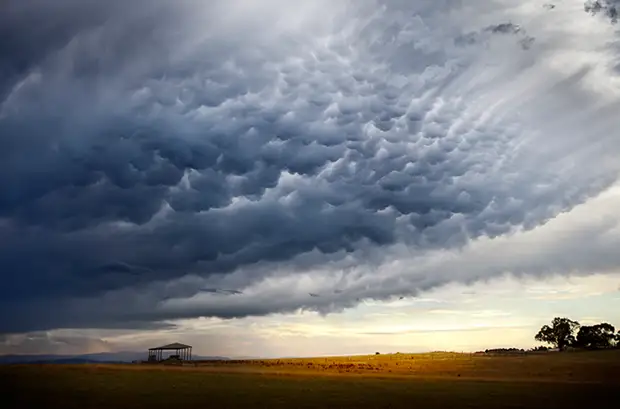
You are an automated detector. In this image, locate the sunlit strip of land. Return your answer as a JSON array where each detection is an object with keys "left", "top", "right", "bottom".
[{"left": 28, "top": 350, "right": 619, "bottom": 383}]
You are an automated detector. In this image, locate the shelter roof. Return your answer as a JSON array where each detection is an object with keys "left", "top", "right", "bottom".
[{"left": 149, "top": 342, "right": 192, "bottom": 350}]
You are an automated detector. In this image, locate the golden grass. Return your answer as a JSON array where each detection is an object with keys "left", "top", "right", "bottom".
[
  {"left": 3, "top": 350, "right": 619, "bottom": 409},
  {"left": 186, "top": 349, "right": 620, "bottom": 383}
]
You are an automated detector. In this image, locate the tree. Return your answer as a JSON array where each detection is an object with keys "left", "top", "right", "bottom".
[
  {"left": 535, "top": 317, "right": 580, "bottom": 351},
  {"left": 576, "top": 323, "right": 616, "bottom": 349}
]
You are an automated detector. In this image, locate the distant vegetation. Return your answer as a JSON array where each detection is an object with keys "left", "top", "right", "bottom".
[
  {"left": 483, "top": 348, "right": 527, "bottom": 354},
  {"left": 535, "top": 317, "right": 619, "bottom": 351},
  {"left": 481, "top": 346, "right": 550, "bottom": 355}
]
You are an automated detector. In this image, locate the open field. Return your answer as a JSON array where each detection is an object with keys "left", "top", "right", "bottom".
[
  {"left": 4, "top": 350, "right": 619, "bottom": 408},
  {"left": 190, "top": 349, "right": 620, "bottom": 383}
]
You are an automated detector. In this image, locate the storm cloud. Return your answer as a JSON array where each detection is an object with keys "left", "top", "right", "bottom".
[
  {"left": 456, "top": 21, "right": 536, "bottom": 49},
  {"left": 2, "top": 0, "right": 620, "bottom": 333},
  {"left": 585, "top": 0, "right": 620, "bottom": 23}
]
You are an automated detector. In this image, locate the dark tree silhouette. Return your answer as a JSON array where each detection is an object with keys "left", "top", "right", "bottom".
[
  {"left": 576, "top": 323, "right": 616, "bottom": 349},
  {"left": 535, "top": 317, "right": 580, "bottom": 351}
]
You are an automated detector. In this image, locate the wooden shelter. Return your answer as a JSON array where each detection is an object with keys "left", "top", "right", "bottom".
[{"left": 148, "top": 342, "right": 192, "bottom": 362}]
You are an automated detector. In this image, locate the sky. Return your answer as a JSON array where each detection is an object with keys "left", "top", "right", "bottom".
[{"left": 1, "top": 0, "right": 620, "bottom": 358}]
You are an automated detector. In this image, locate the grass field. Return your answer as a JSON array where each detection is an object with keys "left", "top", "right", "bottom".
[{"left": 4, "top": 350, "right": 619, "bottom": 408}]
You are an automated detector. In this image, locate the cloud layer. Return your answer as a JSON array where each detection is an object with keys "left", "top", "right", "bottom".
[{"left": 2, "top": 0, "right": 620, "bottom": 333}]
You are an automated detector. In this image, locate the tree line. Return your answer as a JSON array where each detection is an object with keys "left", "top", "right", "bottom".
[{"left": 535, "top": 317, "right": 620, "bottom": 351}]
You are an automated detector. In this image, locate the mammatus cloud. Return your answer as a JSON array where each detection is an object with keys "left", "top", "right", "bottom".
[{"left": 1, "top": 0, "right": 620, "bottom": 333}]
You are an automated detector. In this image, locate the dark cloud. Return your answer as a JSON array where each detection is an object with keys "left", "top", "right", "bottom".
[
  {"left": 585, "top": 0, "right": 620, "bottom": 23},
  {"left": 201, "top": 288, "right": 243, "bottom": 295},
  {"left": 1, "top": 0, "right": 619, "bottom": 333},
  {"left": 456, "top": 22, "right": 535, "bottom": 50},
  {"left": 485, "top": 23, "right": 523, "bottom": 35},
  {"left": 0, "top": 331, "right": 113, "bottom": 355}
]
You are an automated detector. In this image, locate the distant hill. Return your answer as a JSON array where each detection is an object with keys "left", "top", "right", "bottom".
[{"left": 0, "top": 351, "right": 230, "bottom": 364}]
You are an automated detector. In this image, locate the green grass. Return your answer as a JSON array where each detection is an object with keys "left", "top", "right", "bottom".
[{"left": 3, "top": 350, "right": 619, "bottom": 409}]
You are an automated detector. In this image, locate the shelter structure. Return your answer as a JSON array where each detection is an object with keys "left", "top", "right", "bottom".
[{"left": 147, "top": 342, "right": 192, "bottom": 362}]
